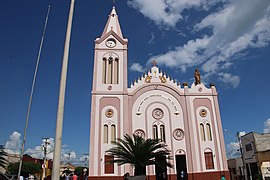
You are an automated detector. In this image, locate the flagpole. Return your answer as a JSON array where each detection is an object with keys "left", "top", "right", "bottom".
[
  {"left": 17, "top": 5, "right": 51, "bottom": 180},
  {"left": 52, "top": 0, "right": 75, "bottom": 179}
]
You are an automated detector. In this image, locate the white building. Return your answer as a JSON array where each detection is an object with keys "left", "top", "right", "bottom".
[{"left": 88, "top": 6, "right": 229, "bottom": 180}]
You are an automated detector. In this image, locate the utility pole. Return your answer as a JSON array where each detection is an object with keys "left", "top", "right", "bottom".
[
  {"left": 42, "top": 138, "right": 50, "bottom": 180},
  {"left": 52, "top": 0, "right": 75, "bottom": 179},
  {"left": 83, "top": 153, "right": 89, "bottom": 167}
]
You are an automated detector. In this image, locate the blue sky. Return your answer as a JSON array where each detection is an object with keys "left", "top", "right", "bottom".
[{"left": 1, "top": 0, "right": 270, "bottom": 164}]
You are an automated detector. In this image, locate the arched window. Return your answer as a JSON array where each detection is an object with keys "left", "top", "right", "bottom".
[
  {"left": 204, "top": 151, "right": 214, "bottom": 169},
  {"left": 200, "top": 123, "right": 206, "bottom": 141},
  {"left": 160, "top": 125, "right": 165, "bottom": 142},
  {"left": 111, "top": 125, "right": 116, "bottom": 142},
  {"left": 102, "top": 56, "right": 119, "bottom": 84},
  {"left": 108, "top": 57, "right": 113, "bottom": 84},
  {"left": 114, "top": 58, "right": 119, "bottom": 84},
  {"left": 102, "top": 58, "right": 107, "bottom": 84},
  {"left": 153, "top": 125, "right": 158, "bottom": 140},
  {"left": 104, "top": 125, "right": 108, "bottom": 143},
  {"left": 206, "top": 123, "right": 212, "bottom": 141}
]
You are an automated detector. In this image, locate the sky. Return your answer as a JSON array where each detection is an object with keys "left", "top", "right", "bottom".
[{"left": 0, "top": 0, "right": 270, "bottom": 165}]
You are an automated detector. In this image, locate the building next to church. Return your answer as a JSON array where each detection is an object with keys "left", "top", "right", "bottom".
[
  {"left": 89, "top": 6, "right": 229, "bottom": 180},
  {"left": 240, "top": 132, "right": 270, "bottom": 180}
]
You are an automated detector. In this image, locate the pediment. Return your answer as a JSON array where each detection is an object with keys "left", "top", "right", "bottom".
[{"left": 95, "top": 30, "right": 128, "bottom": 45}]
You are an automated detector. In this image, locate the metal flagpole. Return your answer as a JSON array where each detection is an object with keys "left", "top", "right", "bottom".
[
  {"left": 17, "top": 5, "right": 51, "bottom": 180},
  {"left": 52, "top": 0, "right": 75, "bottom": 179}
]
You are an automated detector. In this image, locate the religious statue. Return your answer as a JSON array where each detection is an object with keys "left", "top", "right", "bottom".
[
  {"left": 145, "top": 75, "right": 152, "bottom": 83},
  {"left": 194, "top": 68, "right": 201, "bottom": 85},
  {"left": 159, "top": 76, "right": 167, "bottom": 83}
]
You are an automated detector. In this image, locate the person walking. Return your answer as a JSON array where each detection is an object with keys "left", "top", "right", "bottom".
[
  {"left": 72, "top": 173, "right": 78, "bottom": 180},
  {"left": 221, "top": 175, "right": 226, "bottom": 180}
]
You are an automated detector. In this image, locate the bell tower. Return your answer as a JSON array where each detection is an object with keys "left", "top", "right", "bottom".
[
  {"left": 89, "top": 6, "right": 128, "bottom": 178},
  {"left": 92, "top": 6, "right": 128, "bottom": 93}
]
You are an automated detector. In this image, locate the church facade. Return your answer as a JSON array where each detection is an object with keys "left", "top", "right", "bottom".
[{"left": 89, "top": 7, "right": 229, "bottom": 180}]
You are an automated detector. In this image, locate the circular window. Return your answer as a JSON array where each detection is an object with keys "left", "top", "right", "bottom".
[
  {"left": 152, "top": 108, "right": 164, "bottom": 120},
  {"left": 199, "top": 109, "right": 207, "bottom": 117},
  {"left": 173, "top": 129, "right": 184, "bottom": 141},
  {"left": 105, "top": 109, "right": 114, "bottom": 118},
  {"left": 134, "top": 129, "right": 145, "bottom": 138}
]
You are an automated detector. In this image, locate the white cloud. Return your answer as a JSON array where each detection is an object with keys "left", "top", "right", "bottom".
[
  {"left": 148, "top": 32, "right": 155, "bottom": 45},
  {"left": 130, "top": 63, "right": 146, "bottom": 72},
  {"left": 3, "top": 131, "right": 86, "bottom": 165},
  {"left": 79, "top": 154, "right": 89, "bottom": 162},
  {"left": 218, "top": 73, "right": 240, "bottom": 89},
  {"left": 263, "top": 118, "right": 270, "bottom": 133},
  {"left": 4, "top": 131, "right": 21, "bottom": 154},
  {"left": 141, "top": 0, "right": 270, "bottom": 88},
  {"left": 127, "top": 0, "right": 181, "bottom": 27},
  {"left": 127, "top": 0, "right": 222, "bottom": 27},
  {"left": 226, "top": 142, "right": 241, "bottom": 159},
  {"left": 226, "top": 131, "right": 246, "bottom": 159},
  {"left": 150, "top": 36, "right": 210, "bottom": 72},
  {"left": 25, "top": 138, "right": 54, "bottom": 160}
]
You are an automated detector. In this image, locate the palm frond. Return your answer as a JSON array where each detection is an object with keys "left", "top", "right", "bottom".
[{"left": 106, "top": 134, "right": 173, "bottom": 175}]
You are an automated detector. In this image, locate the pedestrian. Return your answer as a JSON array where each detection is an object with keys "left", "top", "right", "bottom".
[
  {"left": 73, "top": 173, "right": 78, "bottom": 180},
  {"left": 221, "top": 175, "right": 226, "bottom": 180},
  {"left": 123, "top": 172, "right": 130, "bottom": 180},
  {"left": 180, "top": 171, "right": 185, "bottom": 180},
  {"left": 65, "top": 173, "right": 70, "bottom": 180}
]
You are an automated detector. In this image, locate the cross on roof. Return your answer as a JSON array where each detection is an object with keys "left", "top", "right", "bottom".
[{"left": 152, "top": 60, "right": 157, "bottom": 67}]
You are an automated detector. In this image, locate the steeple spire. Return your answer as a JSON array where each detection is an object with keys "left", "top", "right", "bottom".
[{"left": 102, "top": 6, "right": 123, "bottom": 38}]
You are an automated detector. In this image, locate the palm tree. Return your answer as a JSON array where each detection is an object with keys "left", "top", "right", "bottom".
[
  {"left": 106, "top": 134, "right": 173, "bottom": 176},
  {"left": 0, "top": 148, "right": 8, "bottom": 170}
]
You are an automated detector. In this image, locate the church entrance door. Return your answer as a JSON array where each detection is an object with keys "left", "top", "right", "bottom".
[
  {"left": 176, "top": 155, "right": 187, "bottom": 180},
  {"left": 155, "top": 156, "right": 167, "bottom": 180}
]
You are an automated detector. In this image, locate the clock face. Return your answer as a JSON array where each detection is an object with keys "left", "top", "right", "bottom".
[{"left": 106, "top": 39, "right": 116, "bottom": 48}]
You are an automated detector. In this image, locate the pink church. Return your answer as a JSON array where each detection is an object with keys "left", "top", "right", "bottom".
[{"left": 88, "top": 6, "right": 230, "bottom": 180}]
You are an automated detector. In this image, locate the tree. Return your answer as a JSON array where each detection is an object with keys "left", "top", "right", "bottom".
[
  {"left": 7, "top": 162, "right": 41, "bottom": 177},
  {"left": 74, "top": 166, "right": 88, "bottom": 176},
  {"left": 0, "top": 149, "right": 8, "bottom": 170},
  {"left": 106, "top": 134, "right": 173, "bottom": 176}
]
